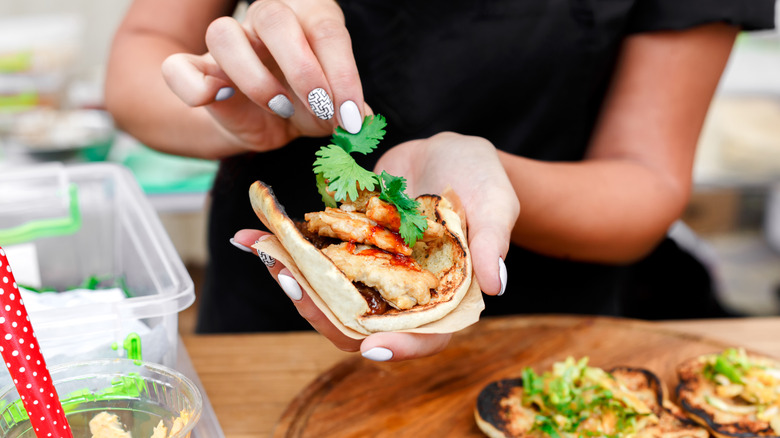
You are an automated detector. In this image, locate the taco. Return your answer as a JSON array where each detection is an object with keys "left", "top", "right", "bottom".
[
  {"left": 475, "top": 357, "right": 709, "bottom": 438},
  {"left": 248, "top": 115, "right": 474, "bottom": 335},
  {"left": 676, "top": 348, "right": 780, "bottom": 438}
]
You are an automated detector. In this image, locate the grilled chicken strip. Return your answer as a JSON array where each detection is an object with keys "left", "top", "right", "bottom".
[
  {"left": 321, "top": 242, "right": 439, "bottom": 310},
  {"left": 365, "top": 197, "right": 445, "bottom": 242},
  {"left": 305, "top": 208, "right": 412, "bottom": 256},
  {"left": 337, "top": 188, "right": 378, "bottom": 213}
]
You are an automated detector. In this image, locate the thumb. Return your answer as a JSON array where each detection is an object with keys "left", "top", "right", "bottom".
[
  {"left": 463, "top": 187, "right": 517, "bottom": 296},
  {"left": 161, "top": 53, "right": 231, "bottom": 107},
  {"left": 468, "top": 222, "right": 510, "bottom": 297}
]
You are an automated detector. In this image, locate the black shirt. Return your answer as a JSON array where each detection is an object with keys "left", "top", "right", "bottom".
[{"left": 196, "top": 0, "right": 776, "bottom": 333}]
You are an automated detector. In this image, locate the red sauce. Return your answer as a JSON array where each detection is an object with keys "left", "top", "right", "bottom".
[
  {"left": 385, "top": 214, "right": 401, "bottom": 231},
  {"left": 367, "top": 225, "right": 409, "bottom": 255},
  {"left": 357, "top": 248, "right": 421, "bottom": 271},
  {"left": 367, "top": 202, "right": 402, "bottom": 230}
]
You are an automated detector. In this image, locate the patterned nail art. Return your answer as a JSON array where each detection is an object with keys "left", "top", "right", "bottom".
[
  {"left": 258, "top": 251, "right": 276, "bottom": 268},
  {"left": 255, "top": 240, "right": 276, "bottom": 267},
  {"left": 308, "top": 88, "right": 334, "bottom": 120},
  {"left": 268, "top": 94, "right": 295, "bottom": 119}
]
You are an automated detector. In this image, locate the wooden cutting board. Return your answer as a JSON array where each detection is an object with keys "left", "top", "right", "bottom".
[{"left": 272, "top": 315, "right": 742, "bottom": 437}]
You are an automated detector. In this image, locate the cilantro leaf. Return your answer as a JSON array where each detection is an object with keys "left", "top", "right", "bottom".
[
  {"left": 331, "top": 114, "right": 386, "bottom": 154},
  {"left": 312, "top": 114, "right": 427, "bottom": 247},
  {"left": 313, "top": 145, "right": 378, "bottom": 202},
  {"left": 378, "top": 172, "right": 416, "bottom": 211},
  {"left": 398, "top": 207, "right": 428, "bottom": 248},
  {"left": 315, "top": 173, "right": 337, "bottom": 208},
  {"left": 379, "top": 171, "right": 428, "bottom": 247}
]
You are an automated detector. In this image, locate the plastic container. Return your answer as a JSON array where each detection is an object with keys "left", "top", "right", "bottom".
[
  {"left": 0, "top": 163, "right": 195, "bottom": 384},
  {"left": 0, "top": 359, "right": 202, "bottom": 437}
]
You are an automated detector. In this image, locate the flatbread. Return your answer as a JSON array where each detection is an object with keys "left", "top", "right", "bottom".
[
  {"left": 249, "top": 180, "right": 475, "bottom": 335},
  {"left": 676, "top": 351, "right": 780, "bottom": 438},
  {"left": 475, "top": 367, "right": 709, "bottom": 438}
]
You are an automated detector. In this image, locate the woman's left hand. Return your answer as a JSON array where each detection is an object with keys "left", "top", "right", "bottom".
[
  {"left": 232, "top": 132, "right": 518, "bottom": 362},
  {"left": 375, "top": 132, "right": 520, "bottom": 297},
  {"left": 231, "top": 229, "right": 452, "bottom": 361}
]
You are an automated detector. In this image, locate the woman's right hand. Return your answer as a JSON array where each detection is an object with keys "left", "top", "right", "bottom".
[{"left": 160, "top": 0, "right": 367, "bottom": 153}]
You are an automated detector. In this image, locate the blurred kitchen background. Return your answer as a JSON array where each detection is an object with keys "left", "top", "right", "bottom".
[{"left": 1, "top": 1, "right": 779, "bottom": 333}]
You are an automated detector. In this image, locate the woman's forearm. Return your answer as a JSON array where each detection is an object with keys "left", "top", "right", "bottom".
[
  {"left": 506, "top": 23, "right": 737, "bottom": 264},
  {"left": 501, "top": 152, "right": 690, "bottom": 264}
]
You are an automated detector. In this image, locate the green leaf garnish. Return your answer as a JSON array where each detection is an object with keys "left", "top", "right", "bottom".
[
  {"left": 312, "top": 115, "right": 427, "bottom": 247},
  {"left": 315, "top": 173, "right": 337, "bottom": 208},
  {"left": 331, "top": 114, "right": 386, "bottom": 154},
  {"left": 378, "top": 171, "right": 427, "bottom": 247},
  {"left": 536, "top": 416, "right": 563, "bottom": 438},
  {"left": 714, "top": 356, "right": 744, "bottom": 384},
  {"left": 524, "top": 357, "right": 650, "bottom": 437},
  {"left": 704, "top": 348, "right": 751, "bottom": 384},
  {"left": 313, "top": 145, "right": 378, "bottom": 203}
]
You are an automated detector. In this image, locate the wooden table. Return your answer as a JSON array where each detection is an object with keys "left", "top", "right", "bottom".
[{"left": 181, "top": 315, "right": 780, "bottom": 438}]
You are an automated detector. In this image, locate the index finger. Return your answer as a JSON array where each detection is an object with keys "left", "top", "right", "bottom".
[
  {"left": 233, "top": 230, "right": 362, "bottom": 352},
  {"left": 246, "top": 1, "right": 335, "bottom": 122}
]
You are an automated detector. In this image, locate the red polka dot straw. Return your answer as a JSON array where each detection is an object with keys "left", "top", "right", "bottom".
[{"left": 0, "top": 247, "right": 72, "bottom": 437}]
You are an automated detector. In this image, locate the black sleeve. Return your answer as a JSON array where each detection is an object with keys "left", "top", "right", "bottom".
[{"left": 626, "top": 0, "right": 776, "bottom": 33}]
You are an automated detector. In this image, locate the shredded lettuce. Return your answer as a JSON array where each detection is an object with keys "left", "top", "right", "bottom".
[{"left": 521, "top": 357, "right": 653, "bottom": 437}]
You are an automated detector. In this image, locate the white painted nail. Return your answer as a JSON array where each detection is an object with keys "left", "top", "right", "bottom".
[
  {"left": 229, "top": 238, "right": 253, "bottom": 253},
  {"left": 215, "top": 87, "right": 235, "bottom": 101},
  {"left": 268, "top": 94, "right": 295, "bottom": 118},
  {"left": 308, "top": 88, "right": 334, "bottom": 120},
  {"left": 362, "top": 347, "right": 393, "bottom": 362},
  {"left": 498, "top": 257, "right": 507, "bottom": 296},
  {"left": 278, "top": 273, "right": 302, "bottom": 301},
  {"left": 339, "top": 100, "right": 362, "bottom": 134}
]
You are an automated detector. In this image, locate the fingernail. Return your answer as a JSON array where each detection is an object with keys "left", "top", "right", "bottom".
[
  {"left": 268, "top": 94, "right": 295, "bottom": 118},
  {"left": 362, "top": 347, "right": 393, "bottom": 362},
  {"left": 257, "top": 250, "right": 276, "bottom": 268},
  {"left": 498, "top": 257, "right": 507, "bottom": 296},
  {"left": 339, "top": 100, "right": 362, "bottom": 134},
  {"left": 229, "top": 238, "right": 253, "bottom": 253},
  {"left": 278, "top": 272, "right": 302, "bottom": 301},
  {"left": 215, "top": 87, "right": 235, "bottom": 101},
  {"left": 308, "top": 88, "right": 334, "bottom": 120}
]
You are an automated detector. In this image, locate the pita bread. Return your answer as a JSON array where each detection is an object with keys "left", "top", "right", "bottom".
[{"left": 249, "top": 180, "right": 473, "bottom": 334}]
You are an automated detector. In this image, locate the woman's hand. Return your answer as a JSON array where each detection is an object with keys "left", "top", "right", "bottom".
[
  {"left": 159, "top": 0, "right": 367, "bottom": 153},
  {"left": 230, "top": 230, "right": 451, "bottom": 362},
  {"left": 375, "top": 132, "right": 520, "bottom": 296},
  {"left": 229, "top": 132, "right": 518, "bottom": 361}
]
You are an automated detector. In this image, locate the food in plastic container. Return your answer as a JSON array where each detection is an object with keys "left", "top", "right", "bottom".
[{"left": 0, "top": 359, "right": 202, "bottom": 437}]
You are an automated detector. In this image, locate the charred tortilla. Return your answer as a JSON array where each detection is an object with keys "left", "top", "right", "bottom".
[
  {"left": 475, "top": 358, "right": 708, "bottom": 438},
  {"left": 676, "top": 349, "right": 780, "bottom": 438},
  {"left": 249, "top": 180, "right": 472, "bottom": 335}
]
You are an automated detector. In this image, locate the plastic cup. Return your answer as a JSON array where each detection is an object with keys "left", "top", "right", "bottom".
[{"left": 0, "top": 359, "right": 202, "bottom": 437}]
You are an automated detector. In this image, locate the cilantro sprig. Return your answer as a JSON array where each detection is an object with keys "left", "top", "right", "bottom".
[{"left": 312, "top": 115, "right": 428, "bottom": 247}]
